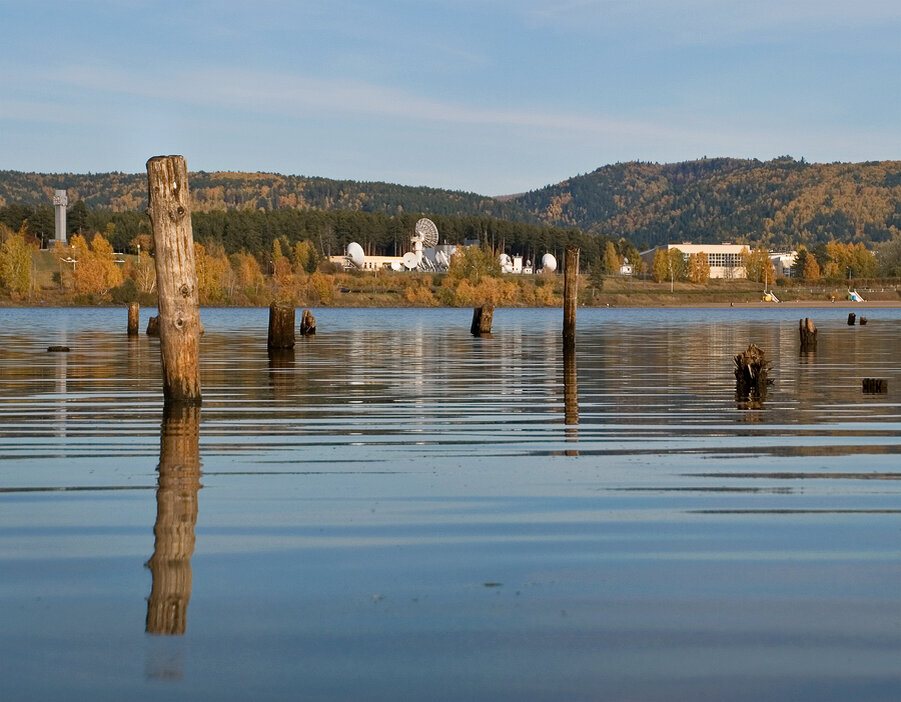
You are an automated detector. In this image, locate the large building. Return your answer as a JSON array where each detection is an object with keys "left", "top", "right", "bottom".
[{"left": 640, "top": 243, "right": 797, "bottom": 279}]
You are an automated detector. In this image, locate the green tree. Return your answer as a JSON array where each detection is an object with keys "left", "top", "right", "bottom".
[{"left": 447, "top": 245, "right": 501, "bottom": 284}]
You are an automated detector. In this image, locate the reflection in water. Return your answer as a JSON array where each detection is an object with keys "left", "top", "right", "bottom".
[
  {"left": 268, "top": 348, "right": 295, "bottom": 401},
  {"left": 145, "top": 405, "right": 201, "bottom": 637},
  {"left": 563, "top": 340, "right": 578, "bottom": 455}
]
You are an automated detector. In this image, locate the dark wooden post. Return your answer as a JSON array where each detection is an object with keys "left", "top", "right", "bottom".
[
  {"left": 300, "top": 309, "right": 316, "bottom": 336},
  {"left": 734, "top": 343, "right": 772, "bottom": 402},
  {"left": 146, "top": 156, "right": 201, "bottom": 405},
  {"left": 847, "top": 312, "right": 856, "bottom": 325},
  {"left": 563, "top": 246, "right": 579, "bottom": 344},
  {"left": 862, "top": 378, "right": 887, "bottom": 393},
  {"left": 470, "top": 304, "right": 494, "bottom": 335},
  {"left": 146, "top": 404, "right": 201, "bottom": 636},
  {"left": 146, "top": 316, "right": 160, "bottom": 336},
  {"left": 268, "top": 301, "right": 295, "bottom": 349},
  {"left": 799, "top": 317, "right": 817, "bottom": 351},
  {"left": 127, "top": 302, "right": 140, "bottom": 336},
  {"left": 859, "top": 316, "right": 868, "bottom": 325}
]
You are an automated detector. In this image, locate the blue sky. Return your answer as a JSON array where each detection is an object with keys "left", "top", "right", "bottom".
[{"left": 2, "top": 0, "right": 899, "bottom": 195}]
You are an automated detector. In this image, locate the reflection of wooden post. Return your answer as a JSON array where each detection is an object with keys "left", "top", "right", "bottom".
[
  {"left": 146, "top": 156, "right": 201, "bottom": 405},
  {"left": 128, "top": 302, "right": 140, "bottom": 336},
  {"left": 300, "top": 309, "right": 316, "bottom": 336},
  {"left": 268, "top": 349, "right": 295, "bottom": 400},
  {"left": 564, "top": 341, "right": 578, "bottom": 426},
  {"left": 147, "top": 316, "right": 160, "bottom": 336},
  {"left": 563, "top": 246, "right": 579, "bottom": 344},
  {"left": 470, "top": 305, "right": 494, "bottom": 335},
  {"left": 146, "top": 405, "right": 201, "bottom": 636},
  {"left": 799, "top": 317, "right": 817, "bottom": 351},
  {"left": 268, "top": 301, "right": 295, "bottom": 349}
]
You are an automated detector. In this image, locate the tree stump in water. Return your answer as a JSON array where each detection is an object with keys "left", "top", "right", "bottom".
[
  {"left": 847, "top": 312, "right": 856, "bottom": 325},
  {"left": 146, "top": 316, "right": 160, "bottom": 336},
  {"left": 267, "top": 301, "right": 295, "bottom": 349},
  {"left": 471, "top": 305, "right": 494, "bottom": 336},
  {"left": 862, "top": 378, "right": 887, "bottom": 393},
  {"left": 799, "top": 317, "right": 817, "bottom": 351},
  {"left": 128, "top": 302, "right": 140, "bottom": 336},
  {"left": 734, "top": 343, "right": 772, "bottom": 401},
  {"left": 300, "top": 309, "right": 316, "bottom": 336},
  {"left": 859, "top": 316, "right": 868, "bottom": 325}
]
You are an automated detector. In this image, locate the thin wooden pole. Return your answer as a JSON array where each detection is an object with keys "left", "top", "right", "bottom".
[
  {"left": 563, "top": 246, "right": 579, "bottom": 343},
  {"left": 146, "top": 156, "right": 201, "bottom": 405},
  {"left": 127, "top": 302, "right": 140, "bottom": 336}
]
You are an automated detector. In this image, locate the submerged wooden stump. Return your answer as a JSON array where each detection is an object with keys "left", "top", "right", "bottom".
[
  {"left": 799, "top": 317, "right": 817, "bottom": 351},
  {"left": 859, "top": 316, "right": 868, "bottom": 325},
  {"left": 47, "top": 345, "right": 70, "bottom": 352},
  {"left": 128, "top": 302, "right": 140, "bottom": 336},
  {"left": 862, "top": 378, "right": 887, "bottom": 393},
  {"left": 300, "top": 309, "right": 316, "bottom": 336},
  {"left": 471, "top": 305, "right": 494, "bottom": 336},
  {"left": 146, "top": 316, "right": 160, "bottom": 336},
  {"left": 267, "top": 301, "right": 295, "bottom": 349},
  {"left": 847, "top": 312, "right": 856, "bottom": 325},
  {"left": 734, "top": 343, "right": 772, "bottom": 402}
]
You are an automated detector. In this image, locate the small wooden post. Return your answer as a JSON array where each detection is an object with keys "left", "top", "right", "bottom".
[
  {"left": 146, "top": 404, "right": 201, "bottom": 636},
  {"left": 146, "top": 156, "right": 201, "bottom": 405},
  {"left": 470, "top": 304, "right": 494, "bottom": 335},
  {"left": 563, "top": 246, "right": 579, "bottom": 344},
  {"left": 859, "top": 316, "right": 868, "bottom": 325},
  {"left": 267, "top": 301, "right": 295, "bottom": 349},
  {"left": 799, "top": 317, "right": 817, "bottom": 351},
  {"left": 127, "top": 302, "right": 140, "bottom": 336},
  {"left": 300, "top": 309, "right": 316, "bottom": 336},
  {"left": 734, "top": 343, "right": 772, "bottom": 402},
  {"left": 146, "top": 316, "right": 160, "bottom": 336},
  {"left": 862, "top": 378, "right": 887, "bottom": 393},
  {"left": 847, "top": 312, "right": 856, "bottom": 325}
]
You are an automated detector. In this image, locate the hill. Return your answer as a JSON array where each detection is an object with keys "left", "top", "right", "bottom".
[{"left": 513, "top": 157, "right": 901, "bottom": 249}]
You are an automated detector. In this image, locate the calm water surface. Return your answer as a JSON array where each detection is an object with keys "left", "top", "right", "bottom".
[{"left": 1, "top": 306, "right": 899, "bottom": 701}]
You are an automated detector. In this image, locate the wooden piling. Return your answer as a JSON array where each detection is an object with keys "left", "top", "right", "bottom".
[
  {"left": 799, "top": 317, "right": 817, "bottom": 351},
  {"left": 734, "top": 343, "right": 772, "bottom": 402},
  {"left": 267, "top": 301, "right": 296, "bottom": 349},
  {"left": 862, "top": 378, "right": 887, "bottom": 393},
  {"left": 470, "top": 304, "right": 494, "bottom": 336},
  {"left": 146, "top": 316, "right": 159, "bottom": 336},
  {"left": 847, "top": 312, "right": 856, "bottom": 325},
  {"left": 127, "top": 302, "right": 140, "bottom": 336},
  {"left": 146, "top": 155, "right": 201, "bottom": 405},
  {"left": 563, "top": 246, "right": 579, "bottom": 344},
  {"left": 146, "top": 404, "right": 201, "bottom": 636},
  {"left": 859, "top": 316, "right": 868, "bottom": 325},
  {"left": 300, "top": 309, "right": 316, "bottom": 336}
]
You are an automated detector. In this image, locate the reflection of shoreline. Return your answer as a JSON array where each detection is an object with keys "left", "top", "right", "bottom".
[{"left": 146, "top": 406, "right": 201, "bottom": 636}]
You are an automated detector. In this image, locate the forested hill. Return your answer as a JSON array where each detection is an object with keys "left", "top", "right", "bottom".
[
  {"left": 0, "top": 170, "right": 535, "bottom": 222},
  {"left": 513, "top": 157, "right": 901, "bottom": 249}
]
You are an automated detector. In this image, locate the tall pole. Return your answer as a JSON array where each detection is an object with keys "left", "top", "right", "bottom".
[
  {"left": 563, "top": 246, "right": 579, "bottom": 345},
  {"left": 146, "top": 156, "right": 201, "bottom": 405}
]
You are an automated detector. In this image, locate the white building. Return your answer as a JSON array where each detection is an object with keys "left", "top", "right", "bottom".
[{"left": 640, "top": 243, "right": 748, "bottom": 279}]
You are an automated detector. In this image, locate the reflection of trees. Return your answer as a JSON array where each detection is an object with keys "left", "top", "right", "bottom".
[{"left": 146, "top": 405, "right": 201, "bottom": 636}]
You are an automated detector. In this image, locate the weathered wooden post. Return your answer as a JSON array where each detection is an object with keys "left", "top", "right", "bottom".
[
  {"left": 146, "top": 316, "right": 160, "bottom": 336},
  {"left": 799, "top": 317, "right": 817, "bottom": 351},
  {"left": 146, "top": 404, "right": 201, "bottom": 636},
  {"left": 847, "top": 312, "right": 856, "bottom": 326},
  {"left": 268, "top": 301, "right": 295, "bottom": 349},
  {"left": 862, "top": 378, "right": 887, "bottom": 393},
  {"left": 470, "top": 304, "right": 494, "bottom": 336},
  {"left": 859, "top": 316, "right": 868, "bottom": 326},
  {"left": 563, "top": 246, "right": 579, "bottom": 344},
  {"left": 146, "top": 156, "right": 201, "bottom": 405},
  {"left": 300, "top": 309, "right": 316, "bottom": 336},
  {"left": 734, "top": 343, "right": 772, "bottom": 402},
  {"left": 127, "top": 302, "right": 140, "bottom": 336}
]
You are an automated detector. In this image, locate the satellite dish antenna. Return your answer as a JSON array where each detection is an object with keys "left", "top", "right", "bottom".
[
  {"left": 541, "top": 253, "right": 557, "bottom": 272},
  {"left": 413, "top": 218, "right": 439, "bottom": 249},
  {"left": 435, "top": 250, "right": 450, "bottom": 269},
  {"left": 390, "top": 261, "right": 404, "bottom": 271},
  {"left": 347, "top": 242, "right": 365, "bottom": 268},
  {"left": 402, "top": 251, "right": 419, "bottom": 269}
]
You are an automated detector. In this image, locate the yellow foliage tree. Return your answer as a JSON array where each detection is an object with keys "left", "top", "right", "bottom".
[
  {"left": 0, "top": 232, "right": 34, "bottom": 297},
  {"left": 688, "top": 252, "right": 710, "bottom": 284}
]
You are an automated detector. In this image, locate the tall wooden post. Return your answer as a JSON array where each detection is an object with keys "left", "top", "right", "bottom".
[
  {"left": 268, "top": 301, "right": 296, "bottom": 349},
  {"left": 471, "top": 304, "right": 494, "bottom": 336},
  {"left": 127, "top": 302, "right": 140, "bottom": 336},
  {"left": 146, "top": 156, "right": 201, "bottom": 405},
  {"left": 146, "top": 404, "right": 201, "bottom": 635},
  {"left": 799, "top": 317, "right": 817, "bottom": 352},
  {"left": 563, "top": 246, "right": 579, "bottom": 344}
]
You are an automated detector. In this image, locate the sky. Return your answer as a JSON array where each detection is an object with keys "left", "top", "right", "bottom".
[{"left": 2, "top": 0, "right": 900, "bottom": 195}]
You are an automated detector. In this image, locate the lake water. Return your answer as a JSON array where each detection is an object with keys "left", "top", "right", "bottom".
[{"left": 1, "top": 306, "right": 899, "bottom": 701}]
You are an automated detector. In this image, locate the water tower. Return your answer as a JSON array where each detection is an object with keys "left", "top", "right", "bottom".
[{"left": 52, "top": 189, "right": 68, "bottom": 244}]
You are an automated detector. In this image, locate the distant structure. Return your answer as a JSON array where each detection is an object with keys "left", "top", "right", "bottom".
[{"left": 52, "top": 189, "right": 68, "bottom": 244}]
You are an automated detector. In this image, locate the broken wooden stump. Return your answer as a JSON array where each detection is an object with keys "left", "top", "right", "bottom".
[
  {"left": 563, "top": 246, "right": 579, "bottom": 344},
  {"left": 267, "top": 301, "right": 295, "bottom": 350},
  {"left": 146, "top": 155, "right": 201, "bottom": 406},
  {"left": 146, "top": 315, "right": 160, "bottom": 336},
  {"left": 862, "top": 378, "right": 887, "bottom": 393},
  {"left": 847, "top": 312, "right": 856, "bottom": 325},
  {"left": 299, "top": 309, "right": 316, "bottom": 336},
  {"left": 799, "top": 317, "right": 817, "bottom": 352},
  {"left": 734, "top": 343, "right": 772, "bottom": 402},
  {"left": 47, "top": 345, "right": 70, "bottom": 353},
  {"left": 470, "top": 304, "right": 494, "bottom": 336},
  {"left": 127, "top": 302, "right": 140, "bottom": 336},
  {"left": 859, "top": 316, "right": 868, "bottom": 325}
]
